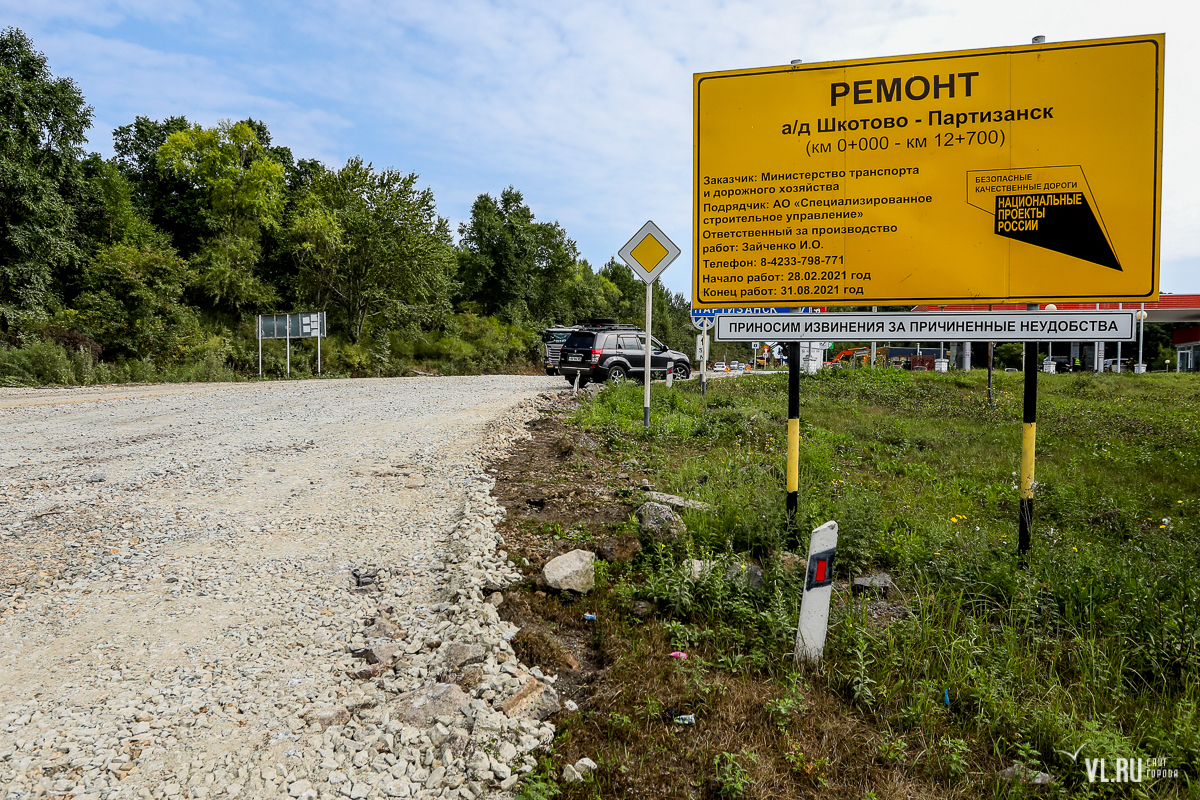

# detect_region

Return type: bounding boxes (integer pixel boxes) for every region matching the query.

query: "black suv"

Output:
[557,321,691,385]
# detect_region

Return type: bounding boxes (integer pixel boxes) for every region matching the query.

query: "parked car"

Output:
[712,362,726,372]
[730,360,740,370]
[557,320,691,385]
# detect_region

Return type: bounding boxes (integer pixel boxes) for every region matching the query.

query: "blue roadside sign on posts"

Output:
[691,306,794,318]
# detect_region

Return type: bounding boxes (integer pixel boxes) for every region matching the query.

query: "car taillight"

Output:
[591,348,602,364]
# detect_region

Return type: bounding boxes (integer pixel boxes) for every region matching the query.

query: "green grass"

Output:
[571,369,1200,796]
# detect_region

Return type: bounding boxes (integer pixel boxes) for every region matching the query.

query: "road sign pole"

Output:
[1019,304,1039,559]
[286,314,291,378]
[1138,303,1146,371]
[987,344,995,408]
[618,220,680,430]
[701,332,708,400]
[644,282,653,429]
[870,306,877,369]
[257,315,263,379]
[787,341,800,526]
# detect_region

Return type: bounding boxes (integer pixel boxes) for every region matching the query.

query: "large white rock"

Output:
[543,549,596,593]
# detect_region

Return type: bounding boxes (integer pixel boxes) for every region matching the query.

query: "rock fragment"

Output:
[636,502,687,542]
[852,571,897,599]
[543,549,595,593]
[502,679,561,720]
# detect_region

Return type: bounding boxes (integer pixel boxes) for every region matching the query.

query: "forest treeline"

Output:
[0,28,710,385]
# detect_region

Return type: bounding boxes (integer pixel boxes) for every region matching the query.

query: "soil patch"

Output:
[485,397,963,800]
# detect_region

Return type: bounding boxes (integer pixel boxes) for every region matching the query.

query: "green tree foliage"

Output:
[457,187,606,325]
[288,158,456,341]
[0,27,93,321]
[158,120,285,310]
[112,115,211,257]
[0,26,669,381]
[69,160,200,363]
[599,257,697,353]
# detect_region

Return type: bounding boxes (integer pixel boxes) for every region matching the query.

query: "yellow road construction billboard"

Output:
[693,35,1164,308]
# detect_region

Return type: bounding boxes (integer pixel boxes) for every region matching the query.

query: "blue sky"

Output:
[5,0,1195,298]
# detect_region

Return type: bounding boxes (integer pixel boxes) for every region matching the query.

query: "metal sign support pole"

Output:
[1138,303,1146,371]
[1019,304,1039,559]
[987,342,995,408]
[317,313,322,377]
[1117,303,1123,371]
[643,282,653,429]
[870,306,877,368]
[701,332,708,400]
[787,341,800,525]
[257,315,262,379]
[286,314,291,378]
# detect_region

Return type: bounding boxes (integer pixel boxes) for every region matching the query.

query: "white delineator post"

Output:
[794,520,839,665]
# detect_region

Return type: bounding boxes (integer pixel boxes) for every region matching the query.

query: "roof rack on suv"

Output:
[577,318,641,330]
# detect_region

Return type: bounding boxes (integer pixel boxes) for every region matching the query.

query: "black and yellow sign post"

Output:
[695,34,1163,558]
[786,341,800,526]
[1020,327,1038,557]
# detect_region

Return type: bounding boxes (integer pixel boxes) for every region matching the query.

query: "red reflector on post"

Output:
[815,559,827,583]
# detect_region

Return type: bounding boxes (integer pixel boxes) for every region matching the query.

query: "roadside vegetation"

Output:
[508,369,1198,799]
[0,27,709,386]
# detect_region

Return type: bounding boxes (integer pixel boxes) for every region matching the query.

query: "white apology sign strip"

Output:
[716,311,1137,342]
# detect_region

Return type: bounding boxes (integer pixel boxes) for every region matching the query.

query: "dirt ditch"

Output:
[483,396,966,800]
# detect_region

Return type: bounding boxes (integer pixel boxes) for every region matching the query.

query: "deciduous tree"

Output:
[288,158,456,341]
[158,120,284,310]
[0,27,93,321]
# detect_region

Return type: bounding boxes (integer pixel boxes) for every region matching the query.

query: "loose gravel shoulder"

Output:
[0,376,563,800]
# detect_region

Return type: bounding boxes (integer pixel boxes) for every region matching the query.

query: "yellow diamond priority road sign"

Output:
[693,34,1164,308]
[620,220,681,284]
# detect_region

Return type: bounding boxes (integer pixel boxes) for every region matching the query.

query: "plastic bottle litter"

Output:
[668,651,688,660]
[582,613,596,621]
[673,714,696,725]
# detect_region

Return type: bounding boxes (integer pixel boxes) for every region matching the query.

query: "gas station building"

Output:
[908,295,1200,372]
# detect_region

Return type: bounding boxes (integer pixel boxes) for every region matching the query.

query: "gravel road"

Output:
[0,376,560,800]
